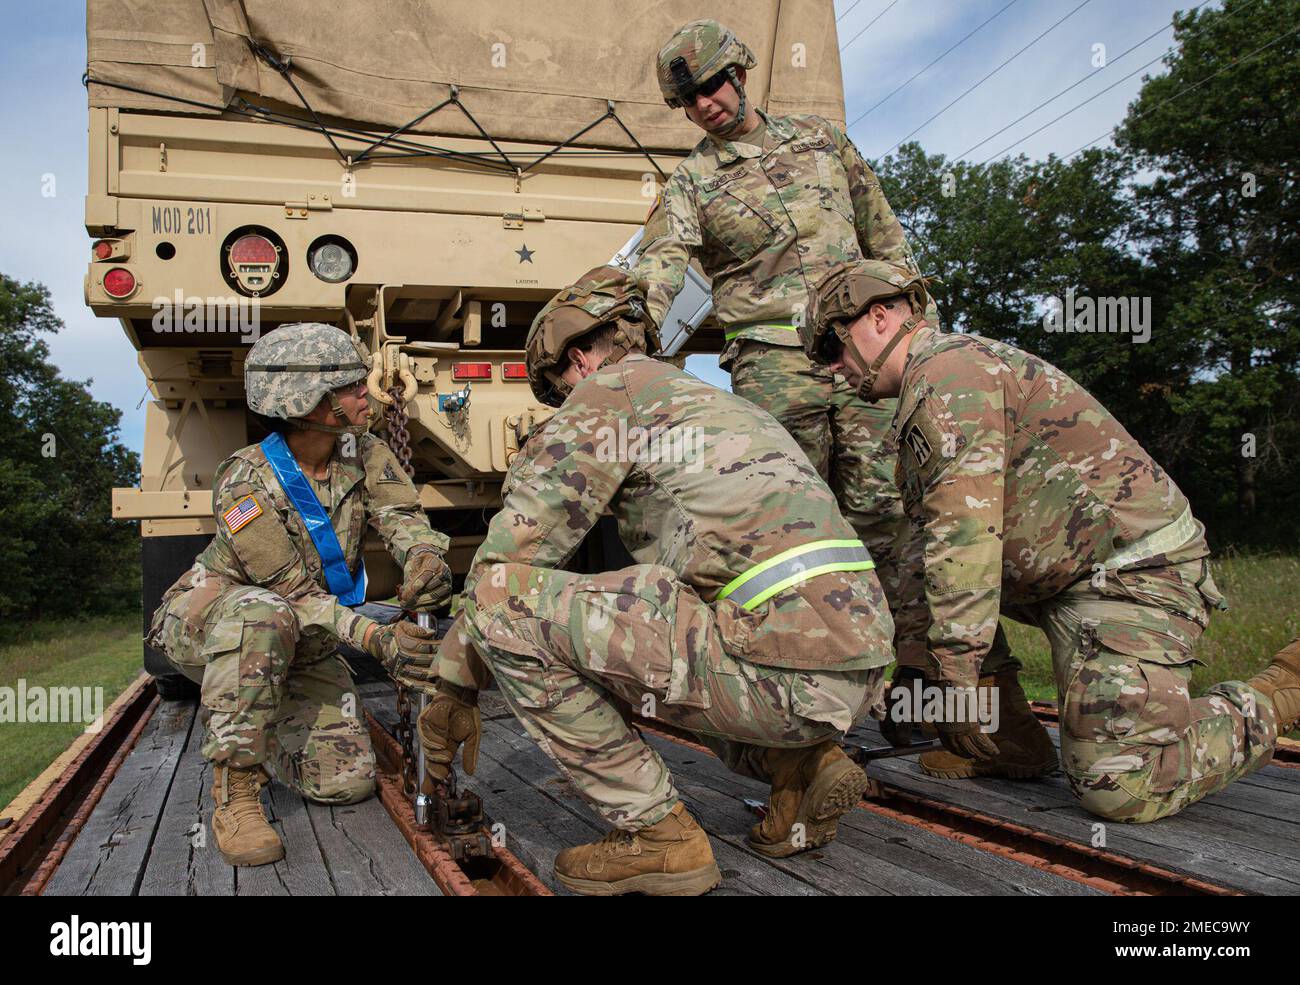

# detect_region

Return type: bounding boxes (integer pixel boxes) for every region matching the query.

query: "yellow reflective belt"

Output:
[723,322,799,341]
[718,539,875,611]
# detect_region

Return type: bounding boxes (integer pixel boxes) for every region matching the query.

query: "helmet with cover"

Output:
[656,19,757,138]
[244,322,372,435]
[525,266,659,407]
[806,260,930,401]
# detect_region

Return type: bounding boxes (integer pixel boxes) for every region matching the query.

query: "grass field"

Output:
[0,615,142,809]
[1007,554,1300,703]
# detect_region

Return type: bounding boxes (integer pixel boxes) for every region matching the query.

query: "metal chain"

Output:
[383,384,418,798]
[394,681,418,799]
[385,386,415,477]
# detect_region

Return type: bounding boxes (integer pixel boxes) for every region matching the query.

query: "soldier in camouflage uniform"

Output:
[149,323,452,866]
[421,267,894,895]
[632,19,936,618]
[805,260,1300,822]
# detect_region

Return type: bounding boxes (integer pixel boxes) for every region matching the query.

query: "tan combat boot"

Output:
[747,740,872,858]
[211,764,284,867]
[554,802,721,896]
[1247,638,1300,734]
[920,671,1058,780]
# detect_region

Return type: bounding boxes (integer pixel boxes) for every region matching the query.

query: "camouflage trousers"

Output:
[154,583,375,805]
[1014,561,1276,823]
[463,561,886,830]
[730,340,908,609]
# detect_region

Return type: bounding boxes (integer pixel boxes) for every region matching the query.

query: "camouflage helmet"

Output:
[244,322,371,424]
[657,20,757,125]
[805,260,930,401]
[525,266,659,407]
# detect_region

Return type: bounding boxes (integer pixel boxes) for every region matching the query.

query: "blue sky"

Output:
[0,0,1205,453]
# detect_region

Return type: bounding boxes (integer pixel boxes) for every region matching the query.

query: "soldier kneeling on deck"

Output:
[149,324,453,866]
[803,259,1300,823]
[419,266,895,895]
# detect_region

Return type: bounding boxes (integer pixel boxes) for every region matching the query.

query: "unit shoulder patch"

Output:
[222,494,263,534]
[379,462,403,483]
[903,422,933,467]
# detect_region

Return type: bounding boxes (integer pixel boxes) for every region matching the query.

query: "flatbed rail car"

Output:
[5,672,1298,897]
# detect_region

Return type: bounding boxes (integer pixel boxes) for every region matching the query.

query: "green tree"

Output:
[1116,0,1300,544]
[0,275,140,620]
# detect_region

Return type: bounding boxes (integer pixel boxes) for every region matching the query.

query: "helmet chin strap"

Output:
[706,67,749,139]
[292,392,370,437]
[840,314,919,403]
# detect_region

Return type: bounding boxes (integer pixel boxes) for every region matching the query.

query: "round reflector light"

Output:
[229,234,279,265]
[93,240,113,260]
[102,267,137,298]
[310,242,354,283]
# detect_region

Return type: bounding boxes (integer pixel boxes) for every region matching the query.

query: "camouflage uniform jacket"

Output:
[151,433,448,653]
[459,354,892,673]
[893,327,1209,687]
[633,110,920,364]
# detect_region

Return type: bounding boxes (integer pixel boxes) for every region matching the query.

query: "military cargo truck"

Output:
[84,0,846,688]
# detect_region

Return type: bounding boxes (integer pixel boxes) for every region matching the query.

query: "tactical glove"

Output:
[933,683,1000,762]
[880,665,925,748]
[396,546,453,612]
[417,681,481,782]
[365,619,438,681]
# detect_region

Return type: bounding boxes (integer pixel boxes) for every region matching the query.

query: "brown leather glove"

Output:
[396,546,452,612]
[933,682,999,761]
[417,681,481,781]
[880,665,925,748]
[365,619,438,681]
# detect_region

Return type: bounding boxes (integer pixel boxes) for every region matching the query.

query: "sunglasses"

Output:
[695,70,732,100]
[817,324,846,366]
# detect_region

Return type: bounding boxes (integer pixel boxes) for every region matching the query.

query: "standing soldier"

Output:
[421,267,895,895]
[149,324,453,866]
[803,260,1300,822]
[633,18,935,613]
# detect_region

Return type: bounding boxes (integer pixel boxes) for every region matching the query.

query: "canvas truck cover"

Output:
[87,0,845,154]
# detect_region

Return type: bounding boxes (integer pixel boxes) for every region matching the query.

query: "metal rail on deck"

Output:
[0,675,158,895]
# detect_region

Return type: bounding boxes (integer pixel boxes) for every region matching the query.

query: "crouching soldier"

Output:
[803,260,1300,823]
[149,323,453,865]
[420,267,894,895]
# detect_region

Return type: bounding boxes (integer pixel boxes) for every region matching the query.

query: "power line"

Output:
[840,0,902,53]
[954,0,1222,161]
[900,15,1294,267]
[846,0,1021,129]
[837,0,866,23]
[974,0,1254,165]
[879,0,1093,157]
[1061,23,1300,161]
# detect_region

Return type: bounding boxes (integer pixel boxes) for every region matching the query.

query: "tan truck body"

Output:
[86,0,845,597]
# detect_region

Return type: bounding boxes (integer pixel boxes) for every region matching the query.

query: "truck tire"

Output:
[142,534,213,700]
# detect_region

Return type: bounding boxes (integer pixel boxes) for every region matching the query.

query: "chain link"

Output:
[385,385,415,477]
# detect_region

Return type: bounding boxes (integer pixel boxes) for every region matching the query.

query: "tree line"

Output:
[875,0,1298,549]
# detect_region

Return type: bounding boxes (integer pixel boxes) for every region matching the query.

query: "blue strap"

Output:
[260,432,367,605]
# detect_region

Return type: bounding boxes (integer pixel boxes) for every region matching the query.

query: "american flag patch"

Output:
[222,495,263,534]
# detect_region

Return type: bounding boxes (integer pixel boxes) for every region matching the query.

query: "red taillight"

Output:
[502,363,528,379]
[93,240,113,261]
[453,362,492,381]
[229,234,278,265]
[102,268,137,298]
